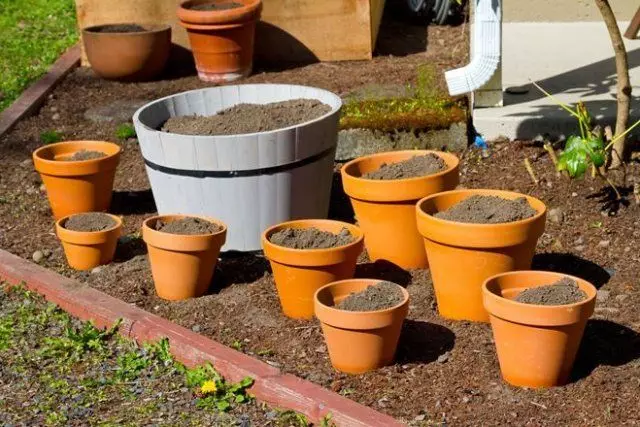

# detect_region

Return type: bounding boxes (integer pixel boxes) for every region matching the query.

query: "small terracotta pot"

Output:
[483,271,597,387]
[82,23,171,81]
[56,213,122,270]
[262,219,364,319]
[314,279,409,374]
[177,0,262,82]
[33,141,121,220]
[341,150,459,270]
[416,189,547,322]
[142,215,227,301]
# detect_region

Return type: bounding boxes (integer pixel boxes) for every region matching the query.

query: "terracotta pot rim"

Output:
[261,219,364,255]
[56,213,123,235]
[177,0,262,25]
[82,23,171,36]
[33,140,122,168]
[142,214,228,238]
[314,279,410,316]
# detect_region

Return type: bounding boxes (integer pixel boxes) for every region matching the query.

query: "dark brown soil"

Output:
[89,24,147,33]
[188,1,243,10]
[161,100,331,136]
[64,212,116,232]
[269,227,353,250]
[363,154,446,180]
[435,195,537,224]
[155,217,220,235]
[336,281,405,311]
[515,277,587,306]
[64,150,107,161]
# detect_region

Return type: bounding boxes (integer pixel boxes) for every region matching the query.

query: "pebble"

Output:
[624,246,631,253]
[615,294,629,303]
[42,249,52,258]
[597,240,610,249]
[574,237,584,245]
[597,290,610,303]
[153,305,161,311]
[574,245,585,252]
[437,352,450,363]
[462,396,471,403]
[32,250,44,263]
[20,158,32,167]
[25,187,36,195]
[91,266,103,274]
[595,307,619,314]
[191,324,201,333]
[414,414,426,421]
[39,184,46,193]
[50,106,58,112]
[547,208,564,224]
[52,113,60,121]
[571,192,578,197]
[315,345,327,354]
[266,360,281,367]
[377,397,389,407]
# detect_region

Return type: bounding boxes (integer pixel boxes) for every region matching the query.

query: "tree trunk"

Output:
[595,0,632,168]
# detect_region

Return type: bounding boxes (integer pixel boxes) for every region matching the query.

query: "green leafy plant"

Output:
[275,410,309,426]
[40,318,121,362]
[320,413,337,427]
[115,123,136,140]
[40,130,63,144]
[186,363,254,412]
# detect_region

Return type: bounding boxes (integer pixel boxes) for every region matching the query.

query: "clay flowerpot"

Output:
[262,220,364,319]
[33,141,121,220]
[56,213,122,270]
[177,0,262,82]
[314,279,409,374]
[341,150,459,270]
[483,271,597,387]
[82,23,171,81]
[142,215,227,300]
[416,189,547,322]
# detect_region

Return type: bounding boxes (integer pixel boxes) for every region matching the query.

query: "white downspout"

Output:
[445,0,501,96]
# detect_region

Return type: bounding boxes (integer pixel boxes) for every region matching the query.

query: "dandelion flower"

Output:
[200,380,217,394]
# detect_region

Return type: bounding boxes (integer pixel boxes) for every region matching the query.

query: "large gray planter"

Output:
[133,84,342,252]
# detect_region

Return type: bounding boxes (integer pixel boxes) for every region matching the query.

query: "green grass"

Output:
[0,0,78,112]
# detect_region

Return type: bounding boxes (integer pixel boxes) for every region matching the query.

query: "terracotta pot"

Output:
[483,271,596,387]
[33,141,121,220]
[262,219,364,319]
[416,189,547,322]
[314,279,409,374]
[56,213,122,270]
[82,23,171,81]
[177,0,262,82]
[142,215,227,300]
[341,150,459,270]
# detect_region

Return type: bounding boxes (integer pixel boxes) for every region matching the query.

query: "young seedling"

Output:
[40,130,63,144]
[115,123,137,140]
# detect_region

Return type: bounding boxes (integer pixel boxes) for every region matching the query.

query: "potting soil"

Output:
[187,2,243,10]
[64,212,116,232]
[515,277,587,306]
[90,24,147,33]
[434,195,536,224]
[155,217,221,235]
[269,227,353,249]
[64,150,107,161]
[336,281,404,311]
[362,154,446,180]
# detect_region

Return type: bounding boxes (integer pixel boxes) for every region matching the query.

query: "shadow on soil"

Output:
[571,319,640,382]
[396,320,455,364]
[586,184,633,215]
[209,252,270,294]
[328,170,355,223]
[532,252,611,289]
[355,260,412,287]
[111,190,157,215]
[114,236,146,263]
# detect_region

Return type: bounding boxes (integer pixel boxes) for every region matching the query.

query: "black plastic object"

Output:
[406,0,459,25]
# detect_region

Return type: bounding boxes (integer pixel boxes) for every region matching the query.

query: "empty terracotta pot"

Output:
[314,279,409,374]
[56,213,122,270]
[142,215,227,300]
[82,23,171,81]
[177,0,262,82]
[33,141,121,220]
[341,150,459,270]
[483,271,597,387]
[262,219,364,319]
[416,189,547,322]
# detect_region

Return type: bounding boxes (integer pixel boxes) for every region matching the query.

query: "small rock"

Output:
[25,187,36,195]
[32,250,44,263]
[266,360,281,367]
[571,192,578,197]
[574,245,585,252]
[574,237,584,245]
[597,240,610,249]
[462,396,471,403]
[595,307,619,314]
[42,249,51,258]
[414,414,426,422]
[315,345,327,354]
[547,208,564,224]
[50,106,58,112]
[20,158,32,167]
[52,113,60,121]
[597,290,610,303]
[546,180,553,189]
[624,246,631,253]
[91,266,103,274]
[377,397,389,407]
[511,412,518,418]
[615,294,629,303]
[437,352,450,363]
[39,184,46,193]
[153,305,161,311]
[191,324,201,332]
[265,411,277,420]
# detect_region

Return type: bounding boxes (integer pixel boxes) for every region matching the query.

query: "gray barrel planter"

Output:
[133,84,342,252]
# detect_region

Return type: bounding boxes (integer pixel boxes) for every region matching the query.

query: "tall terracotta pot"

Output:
[341,150,459,270]
[177,0,262,82]
[33,141,121,220]
[483,271,597,387]
[416,189,547,322]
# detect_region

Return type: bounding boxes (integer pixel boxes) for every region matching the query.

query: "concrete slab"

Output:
[474,22,640,141]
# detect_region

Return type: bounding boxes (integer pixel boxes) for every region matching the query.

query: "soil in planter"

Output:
[362,154,446,180]
[63,150,107,161]
[64,212,116,232]
[89,24,147,33]
[155,217,221,235]
[161,100,332,136]
[187,2,243,10]
[434,195,536,224]
[515,277,587,306]
[336,281,405,311]
[269,227,353,250]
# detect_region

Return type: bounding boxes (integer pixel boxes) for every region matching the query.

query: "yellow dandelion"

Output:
[200,380,217,394]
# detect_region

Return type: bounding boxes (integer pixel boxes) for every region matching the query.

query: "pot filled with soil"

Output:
[133,84,341,252]
[142,215,227,300]
[262,219,364,319]
[56,212,122,270]
[177,0,262,82]
[416,189,547,322]
[82,23,171,81]
[341,150,459,269]
[33,141,121,219]
[483,271,596,387]
[314,279,409,374]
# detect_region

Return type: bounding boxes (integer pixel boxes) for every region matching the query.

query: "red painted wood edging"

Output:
[0,249,403,426]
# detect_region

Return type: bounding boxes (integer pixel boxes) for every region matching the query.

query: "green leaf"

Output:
[216,400,231,412]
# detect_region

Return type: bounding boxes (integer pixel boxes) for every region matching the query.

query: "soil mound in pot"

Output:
[362,154,446,180]
[336,281,404,311]
[434,195,536,224]
[188,2,243,10]
[63,150,108,161]
[269,227,353,249]
[515,277,587,306]
[155,218,220,235]
[64,213,116,232]
[161,99,331,136]
[89,24,147,33]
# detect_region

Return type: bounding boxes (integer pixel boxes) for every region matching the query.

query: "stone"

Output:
[615,294,628,303]
[84,99,149,123]
[574,245,585,252]
[32,250,44,263]
[596,290,610,303]
[547,208,564,224]
[571,192,578,197]
[574,237,584,245]
[20,158,32,167]
[191,325,201,333]
[595,307,619,314]
[52,113,60,121]
[91,266,103,274]
[42,249,52,258]
[39,184,46,193]
[414,414,426,422]
[462,396,471,403]
[437,352,450,363]
[597,240,611,249]
[314,345,327,353]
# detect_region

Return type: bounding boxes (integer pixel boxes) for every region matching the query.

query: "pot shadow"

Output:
[328,170,355,223]
[113,235,147,263]
[208,251,271,294]
[570,319,640,382]
[355,260,412,287]
[532,252,611,289]
[110,190,157,215]
[396,320,455,364]
[160,44,197,79]
[253,22,320,71]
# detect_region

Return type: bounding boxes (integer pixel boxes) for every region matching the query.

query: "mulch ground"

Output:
[1,9,639,426]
